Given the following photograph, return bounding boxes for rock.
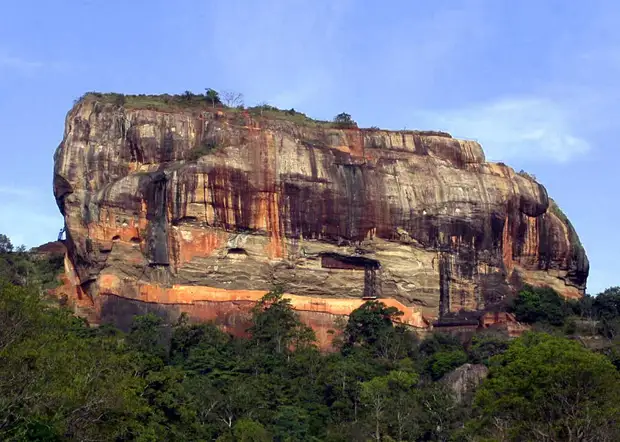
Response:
[442,363,490,403]
[30,241,66,257]
[52,94,589,347]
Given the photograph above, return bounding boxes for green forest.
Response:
[0,236,619,441]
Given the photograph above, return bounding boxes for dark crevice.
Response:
[320,253,381,299]
[320,252,379,270]
[172,216,198,226]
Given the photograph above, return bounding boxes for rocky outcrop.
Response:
[53,94,588,346]
[442,363,489,403]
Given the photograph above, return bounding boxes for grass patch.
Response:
[247,105,332,127]
[79,93,336,127]
[517,169,537,181]
[79,92,218,113]
[549,199,582,248]
[77,92,455,136]
[187,139,219,161]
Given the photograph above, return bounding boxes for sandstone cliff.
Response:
[53,93,588,345]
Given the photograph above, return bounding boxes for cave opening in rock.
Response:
[172,216,198,226]
[320,253,381,299]
[227,247,247,256]
[320,252,379,270]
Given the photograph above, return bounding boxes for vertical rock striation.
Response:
[53,94,588,346]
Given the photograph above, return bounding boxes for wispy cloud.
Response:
[0,184,61,247]
[0,49,74,75]
[203,0,352,109]
[414,97,590,163]
[0,54,44,72]
[0,186,36,198]
[0,202,62,248]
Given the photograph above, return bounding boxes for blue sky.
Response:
[0,0,617,294]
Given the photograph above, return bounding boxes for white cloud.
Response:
[414,97,590,163]
[0,54,44,72]
[0,48,74,75]
[0,186,36,198]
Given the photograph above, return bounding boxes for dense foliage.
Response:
[0,236,63,290]
[511,284,574,326]
[332,113,357,129]
[0,235,619,441]
[469,333,620,442]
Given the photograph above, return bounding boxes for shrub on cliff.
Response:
[333,112,357,129]
[510,284,573,326]
[187,139,219,161]
[205,88,221,108]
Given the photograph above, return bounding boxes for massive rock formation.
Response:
[53,94,588,345]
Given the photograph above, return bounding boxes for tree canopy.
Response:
[0,232,619,441]
[470,332,620,441]
[333,112,357,128]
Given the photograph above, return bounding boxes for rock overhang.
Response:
[52,93,589,346]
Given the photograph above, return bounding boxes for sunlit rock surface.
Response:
[442,364,490,403]
[53,95,588,346]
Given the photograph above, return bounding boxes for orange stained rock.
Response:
[249,131,282,260]
[480,311,530,338]
[174,227,226,264]
[501,215,514,272]
[266,192,284,259]
[266,134,283,259]
[480,311,518,327]
[248,156,284,259]
[332,144,351,154]
[51,254,96,323]
[128,161,139,172]
[86,202,148,245]
[96,276,428,329]
[521,215,540,264]
[252,193,270,231]
[87,222,141,244]
[347,130,365,158]
[249,195,283,259]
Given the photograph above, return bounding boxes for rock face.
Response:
[53,94,588,346]
[442,364,490,403]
